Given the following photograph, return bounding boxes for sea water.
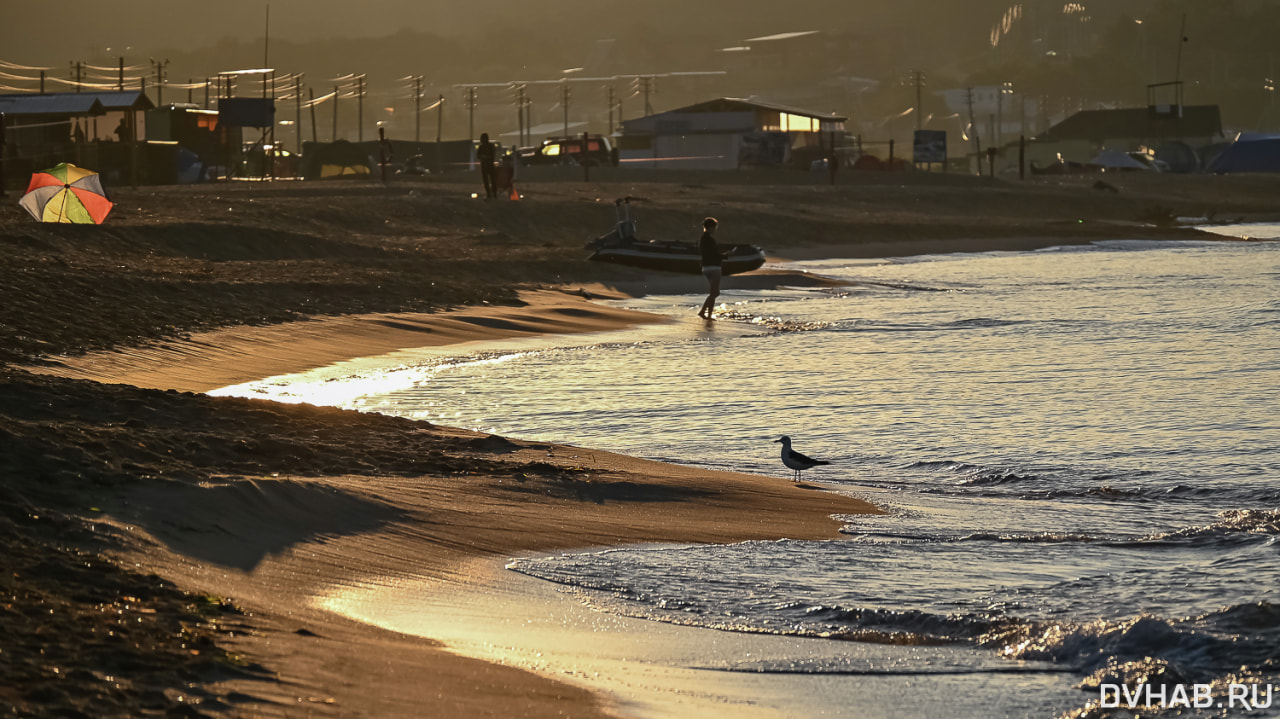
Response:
[217,234,1280,717]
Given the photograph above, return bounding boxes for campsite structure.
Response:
[1027,104,1224,173]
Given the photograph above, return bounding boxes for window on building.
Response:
[762,112,829,133]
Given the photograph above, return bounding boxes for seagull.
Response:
[774,435,830,481]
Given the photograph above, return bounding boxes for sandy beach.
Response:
[3,171,1279,717]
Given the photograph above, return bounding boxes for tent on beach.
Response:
[1089,150,1156,171]
[1206,134,1280,173]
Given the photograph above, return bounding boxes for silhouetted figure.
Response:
[496,153,518,200]
[378,127,393,184]
[477,132,497,199]
[698,217,727,319]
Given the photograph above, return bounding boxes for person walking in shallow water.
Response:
[698,217,727,319]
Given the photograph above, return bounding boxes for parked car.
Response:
[239,141,299,178]
[516,135,617,166]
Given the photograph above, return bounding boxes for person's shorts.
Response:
[702,266,722,282]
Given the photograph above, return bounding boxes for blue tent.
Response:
[1207,135,1280,173]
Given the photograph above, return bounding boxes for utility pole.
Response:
[995,82,1013,149]
[357,75,365,143]
[295,75,302,155]
[435,93,444,172]
[151,59,169,105]
[465,85,477,141]
[639,76,654,116]
[911,70,926,130]
[413,76,422,143]
[515,84,526,147]
[523,90,532,145]
[309,87,318,144]
[332,84,338,141]
[606,84,616,134]
[1173,13,1188,85]
[561,81,570,137]
[967,86,981,174]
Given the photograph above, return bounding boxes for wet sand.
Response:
[3,173,1278,717]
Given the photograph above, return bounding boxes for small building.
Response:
[0,90,154,143]
[1029,105,1224,171]
[0,90,155,184]
[618,97,846,170]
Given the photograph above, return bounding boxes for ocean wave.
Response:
[983,615,1223,676]
[1032,485,1147,500]
[955,469,1041,486]
[941,317,1029,329]
[1196,601,1280,634]
[714,310,831,332]
[987,603,1280,692]
[905,459,1041,487]
[1140,509,1280,544]
[951,531,1108,544]
[854,279,958,293]
[768,600,1279,681]
[798,602,1006,642]
[907,459,983,472]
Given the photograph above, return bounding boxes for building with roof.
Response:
[1,91,155,185]
[1028,105,1224,171]
[0,90,154,141]
[618,97,846,170]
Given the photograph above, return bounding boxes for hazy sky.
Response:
[4,0,489,65]
[1,0,921,67]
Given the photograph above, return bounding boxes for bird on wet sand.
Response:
[774,435,830,481]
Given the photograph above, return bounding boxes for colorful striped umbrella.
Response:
[18,162,114,224]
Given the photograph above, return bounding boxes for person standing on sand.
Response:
[377,127,394,184]
[698,217,727,319]
[477,133,497,199]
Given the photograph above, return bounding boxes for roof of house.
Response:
[1037,105,1223,143]
[621,97,846,136]
[0,91,154,118]
[627,97,846,126]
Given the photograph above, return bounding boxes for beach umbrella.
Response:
[18,162,114,224]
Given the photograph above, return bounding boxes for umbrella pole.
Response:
[55,186,70,223]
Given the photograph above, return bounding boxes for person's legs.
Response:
[699,268,721,318]
[481,165,495,198]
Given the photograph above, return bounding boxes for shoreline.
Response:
[23,288,669,393]
[324,553,1083,719]
[99,425,879,718]
[25,277,884,718]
